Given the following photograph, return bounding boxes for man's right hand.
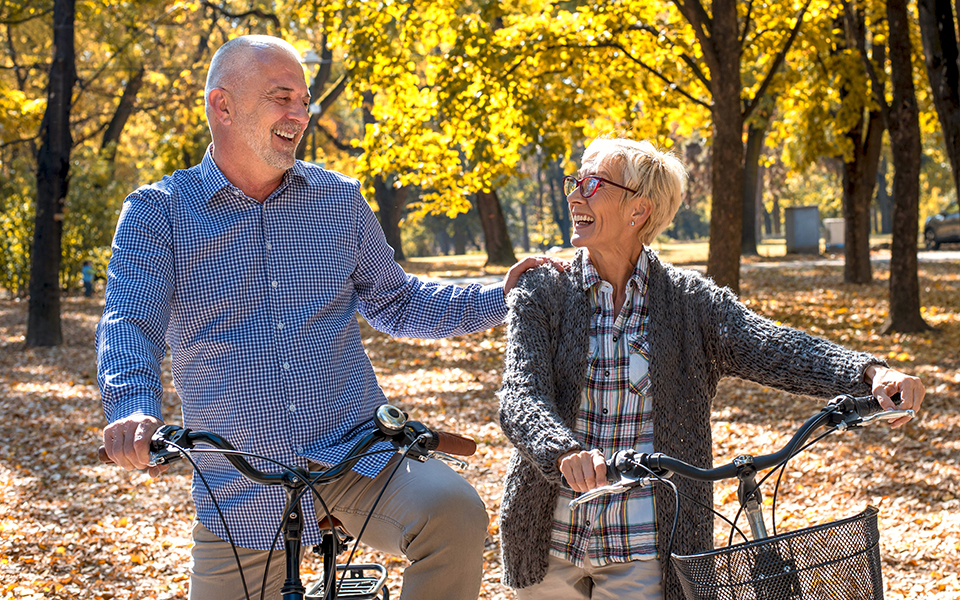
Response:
[102,414,168,477]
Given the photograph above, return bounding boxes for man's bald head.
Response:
[204,35,302,122]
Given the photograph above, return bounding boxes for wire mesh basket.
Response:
[671,506,883,600]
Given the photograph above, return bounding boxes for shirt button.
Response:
[266,242,272,251]
[289,404,296,413]
[271,280,279,288]
[277,322,284,330]
[602,408,609,414]
[282,362,291,370]
[585,520,591,527]
[604,370,610,377]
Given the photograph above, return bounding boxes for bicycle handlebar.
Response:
[98,404,477,485]
[569,393,911,508]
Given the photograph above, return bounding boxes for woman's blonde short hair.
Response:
[582,135,688,246]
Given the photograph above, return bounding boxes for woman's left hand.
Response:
[865,365,925,427]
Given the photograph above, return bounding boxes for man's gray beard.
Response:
[236,116,297,170]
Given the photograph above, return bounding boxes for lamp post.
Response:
[300,49,323,115]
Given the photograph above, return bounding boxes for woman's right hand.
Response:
[559,449,607,492]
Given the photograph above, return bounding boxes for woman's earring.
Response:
[631,220,635,226]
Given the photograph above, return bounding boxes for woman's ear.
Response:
[631,197,653,225]
[207,88,233,126]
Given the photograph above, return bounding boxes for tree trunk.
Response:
[881,0,931,334]
[839,5,884,285]
[453,216,467,255]
[374,176,407,261]
[840,109,883,284]
[705,0,744,294]
[917,0,960,200]
[475,189,517,266]
[741,120,768,255]
[519,201,530,252]
[876,156,892,234]
[101,65,145,163]
[28,0,76,348]
[549,159,571,247]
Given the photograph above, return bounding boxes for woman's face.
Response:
[567,150,640,253]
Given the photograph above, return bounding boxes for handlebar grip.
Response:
[852,395,883,417]
[98,445,114,464]
[430,431,477,456]
[852,391,902,417]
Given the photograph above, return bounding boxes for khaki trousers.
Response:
[188,455,488,600]
[516,553,662,600]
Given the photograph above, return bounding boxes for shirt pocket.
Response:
[627,337,650,396]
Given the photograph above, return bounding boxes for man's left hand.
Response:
[503,256,569,296]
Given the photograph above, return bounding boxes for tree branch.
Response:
[740,0,756,52]
[742,0,813,120]
[607,42,711,108]
[671,0,719,78]
[0,135,39,149]
[840,0,889,120]
[316,121,361,155]
[0,7,53,25]
[199,1,280,29]
[627,22,711,87]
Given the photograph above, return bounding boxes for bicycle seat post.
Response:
[279,467,312,600]
[733,455,769,541]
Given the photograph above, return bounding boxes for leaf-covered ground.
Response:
[1,259,958,599]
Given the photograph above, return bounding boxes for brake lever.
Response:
[427,451,468,470]
[148,424,192,467]
[835,408,915,431]
[859,409,914,425]
[568,474,650,509]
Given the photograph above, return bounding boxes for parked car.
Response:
[924,201,960,250]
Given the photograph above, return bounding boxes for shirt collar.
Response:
[582,248,651,293]
[199,144,309,202]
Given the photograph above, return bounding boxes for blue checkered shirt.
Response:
[96,148,507,550]
[550,250,657,566]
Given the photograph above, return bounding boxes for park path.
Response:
[421,249,960,286]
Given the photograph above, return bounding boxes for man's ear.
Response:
[207,88,233,126]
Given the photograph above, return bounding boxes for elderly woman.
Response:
[496,135,925,600]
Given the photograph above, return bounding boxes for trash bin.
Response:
[784,206,820,254]
[823,218,844,252]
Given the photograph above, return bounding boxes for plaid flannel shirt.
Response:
[96,148,507,550]
[550,250,657,567]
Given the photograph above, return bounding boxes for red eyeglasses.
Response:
[562,175,638,198]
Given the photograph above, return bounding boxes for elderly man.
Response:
[98,34,543,600]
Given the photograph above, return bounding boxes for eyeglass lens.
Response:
[563,176,600,198]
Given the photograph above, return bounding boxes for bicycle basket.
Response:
[671,506,883,600]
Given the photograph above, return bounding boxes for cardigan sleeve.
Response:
[497,266,583,484]
[706,282,885,398]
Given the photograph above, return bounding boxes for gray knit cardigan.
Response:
[496,248,883,599]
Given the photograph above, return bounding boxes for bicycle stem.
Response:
[279,469,310,600]
[733,455,769,540]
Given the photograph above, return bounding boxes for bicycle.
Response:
[99,404,478,600]
[568,393,914,600]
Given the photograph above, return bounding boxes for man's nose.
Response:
[291,102,309,123]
